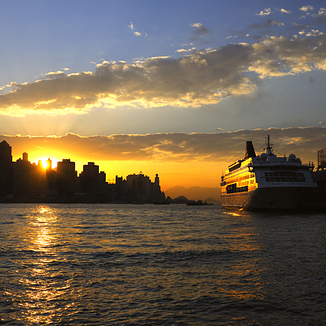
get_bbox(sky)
[1,0,326,192]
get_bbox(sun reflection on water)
[217,211,267,301]
[28,206,58,252]
[14,206,71,325]
[225,210,243,217]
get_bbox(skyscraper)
[57,159,77,195]
[80,162,100,195]
[0,140,13,197]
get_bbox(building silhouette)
[57,159,77,196]
[117,171,165,203]
[0,141,13,197]
[80,162,99,195]
[0,140,166,203]
[312,148,326,199]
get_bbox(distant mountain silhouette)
[205,197,220,204]
[173,195,189,204]
[165,186,221,203]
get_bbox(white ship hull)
[221,186,315,210]
[220,136,317,211]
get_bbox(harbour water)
[0,204,325,325]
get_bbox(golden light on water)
[15,206,70,325]
[217,212,265,301]
[31,206,57,251]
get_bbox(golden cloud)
[1,34,326,116]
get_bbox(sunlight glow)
[33,157,59,169]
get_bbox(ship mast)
[266,135,273,155]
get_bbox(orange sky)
[3,127,326,191]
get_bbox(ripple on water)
[0,204,325,325]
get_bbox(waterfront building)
[0,140,166,203]
[57,159,77,196]
[125,172,165,203]
[0,140,13,197]
[13,153,46,198]
[312,148,326,198]
[80,162,100,195]
[79,162,108,197]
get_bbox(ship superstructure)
[220,136,317,209]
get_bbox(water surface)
[0,204,325,325]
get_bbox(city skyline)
[0,139,166,203]
[1,1,326,191]
[2,127,326,192]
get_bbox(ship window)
[226,183,248,194]
[228,162,241,172]
[270,165,298,171]
[264,172,306,183]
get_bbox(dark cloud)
[191,23,209,35]
[287,8,326,31]
[189,23,210,43]
[3,127,326,165]
[248,19,285,30]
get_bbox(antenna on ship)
[265,135,273,155]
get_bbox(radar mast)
[266,135,273,155]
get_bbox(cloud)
[176,47,196,53]
[3,127,326,165]
[191,23,209,35]
[1,34,326,116]
[318,7,326,16]
[279,8,292,14]
[128,22,147,38]
[289,14,326,32]
[256,8,272,16]
[305,29,324,36]
[45,71,66,77]
[299,6,314,12]
[190,23,209,42]
[248,19,285,30]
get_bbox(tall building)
[317,148,326,171]
[114,176,128,202]
[45,158,57,194]
[13,153,46,198]
[0,140,13,197]
[46,158,52,170]
[13,153,32,198]
[125,172,165,203]
[57,159,77,195]
[80,162,100,196]
[152,174,165,203]
[312,148,326,198]
[127,172,151,202]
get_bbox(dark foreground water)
[0,204,325,325]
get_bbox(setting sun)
[34,158,59,170]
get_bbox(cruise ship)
[220,136,317,210]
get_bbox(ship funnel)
[245,141,256,159]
